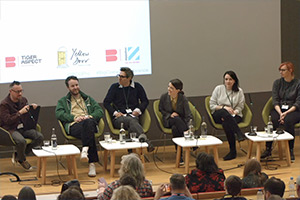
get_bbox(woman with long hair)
[242,158,268,188]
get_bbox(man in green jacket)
[56,76,103,177]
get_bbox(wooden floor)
[0,136,299,199]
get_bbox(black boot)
[261,148,272,159]
[223,151,237,161]
[290,148,295,162]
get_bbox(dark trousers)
[167,116,188,153]
[12,129,44,162]
[265,109,300,150]
[113,115,144,136]
[70,118,99,163]
[212,109,242,152]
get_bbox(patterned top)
[98,179,153,200]
[185,168,225,193]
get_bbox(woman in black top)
[261,62,300,161]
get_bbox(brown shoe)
[18,160,33,171]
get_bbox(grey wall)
[0,0,281,106]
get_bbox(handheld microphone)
[138,134,147,143]
[138,134,154,152]
[247,93,256,136]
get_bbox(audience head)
[196,152,219,173]
[111,185,141,200]
[296,176,300,198]
[268,194,283,200]
[119,153,145,187]
[223,70,240,92]
[58,186,85,200]
[169,174,186,191]
[264,177,285,199]
[18,186,36,200]
[243,158,262,177]
[120,173,137,189]
[1,195,17,200]
[279,61,294,76]
[224,175,242,197]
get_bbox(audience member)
[264,177,285,199]
[58,186,85,200]
[56,75,104,177]
[159,78,192,164]
[261,61,300,162]
[296,176,300,199]
[119,173,137,189]
[216,175,246,200]
[111,185,141,200]
[154,174,194,200]
[1,195,17,200]
[99,153,153,200]
[209,71,246,161]
[0,81,43,171]
[242,158,268,188]
[18,186,37,200]
[185,152,225,193]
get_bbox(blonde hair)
[111,185,141,200]
[118,153,145,187]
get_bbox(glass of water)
[104,132,111,143]
[184,130,190,140]
[130,132,137,142]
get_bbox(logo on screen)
[20,55,42,65]
[106,49,118,62]
[5,57,16,67]
[125,47,140,61]
[71,48,90,66]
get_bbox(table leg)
[41,157,47,185]
[110,150,116,177]
[278,141,283,160]
[103,150,108,171]
[184,147,190,174]
[66,156,73,175]
[137,148,145,164]
[70,155,78,179]
[36,157,41,178]
[205,146,209,154]
[212,146,219,166]
[175,146,181,168]
[246,141,253,159]
[256,142,262,163]
[284,140,291,166]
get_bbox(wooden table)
[172,136,223,174]
[99,140,148,177]
[245,131,294,166]
[32,144,80,184]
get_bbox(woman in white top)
[209,71,246,161]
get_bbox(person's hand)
[154,184,166,200]
[132,111,139,117]
[171,112,179,118]
[115,112,125,118]
[75,116,86,122]
[279,112,287,124]
[224,106,235,115]
[19,105,30,115]
[31,103,38,109]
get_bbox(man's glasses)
[11,89,24,94]
[117,74,127,79]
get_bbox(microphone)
[138,134,154,152]
[138,134,147,143]
[247,93,257,136]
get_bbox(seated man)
[56,76,103,177]
[218,175,247,200]
[154,174,194,200]
[264,177,285,200]
[0,81,43,171]
[103,67,149,137]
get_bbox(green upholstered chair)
[204,96,253,135]
[262,96,300,128]
[104,108,151,135]
[153,100,202,158]
[58,119,104,143]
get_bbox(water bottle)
[119,123,126,144]
[51,128,57,150]
[200,117,207,138]
[188,119,195,139]
[257,189,263,200]
[267,115,273,134]
[289,177,295,197]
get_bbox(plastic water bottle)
[200,117,207,138]
[188,119,195,139]
[289,177,295,197]
[119,123,126,144]
[51,128,57,150]
[257,189,263,200]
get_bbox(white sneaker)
[88,163,96,177]
[81,147,89,162]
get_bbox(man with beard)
[56,76,103,177]
[0,81,43,171]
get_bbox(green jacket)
[55,91,103,134]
